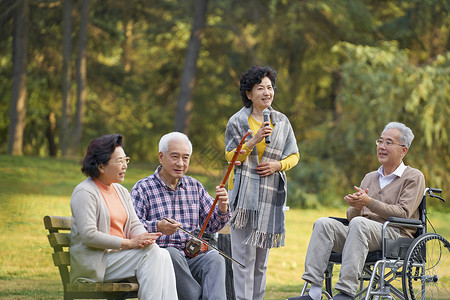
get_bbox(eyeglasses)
[375,139,405,147]
[115,157,130,165]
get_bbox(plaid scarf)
[225,106,298,248]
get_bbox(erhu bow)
[180,130,252,267]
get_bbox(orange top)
[94,178,127,238]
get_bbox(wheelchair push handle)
[425,187,446,202]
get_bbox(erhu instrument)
[177,130,252,267]
[164,218,245,268]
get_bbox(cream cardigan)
[69,177,146,283]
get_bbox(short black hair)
[81,134,123,178]
[239,65,277,108]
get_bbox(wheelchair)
[300,187,449,300]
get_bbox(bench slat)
[48,232,71,247]
[52,251,70,267]
[67,282,139,292]
[44,215,71,231]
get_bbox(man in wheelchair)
[288,122,425,300]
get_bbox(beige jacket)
[69,177,146,283]
[347,166,425,238]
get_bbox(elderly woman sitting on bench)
[70,133,178,300]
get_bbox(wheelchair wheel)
[402,233,450,300]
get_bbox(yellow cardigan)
[225,115,299,190]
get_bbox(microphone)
[262,109,271,144]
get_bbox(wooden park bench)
[43,215,139,300]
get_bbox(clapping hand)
[344,186,371,210]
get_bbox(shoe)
[331,292,355,300]
[286,295,314,300]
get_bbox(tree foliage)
[288,41,449,207]
[0,0,448,205]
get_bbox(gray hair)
[382,122,414,148]
[159,132,193,155]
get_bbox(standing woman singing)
[225,66,300,300]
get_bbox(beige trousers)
[302,216,402,296]
[104,243,178,300]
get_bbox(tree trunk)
[331,70,343,123]
[174,0,208,133]
[47,112,57,156]
[7,0,29,155]
[61,0,73,156]
[121,19,133,73]
[72,0,89,154]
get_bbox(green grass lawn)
[0,155,448,299]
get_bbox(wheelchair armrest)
[329,217,349,226]
[382,217,423,259]
[387,217,422,226]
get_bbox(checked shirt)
[130,166,230,251]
